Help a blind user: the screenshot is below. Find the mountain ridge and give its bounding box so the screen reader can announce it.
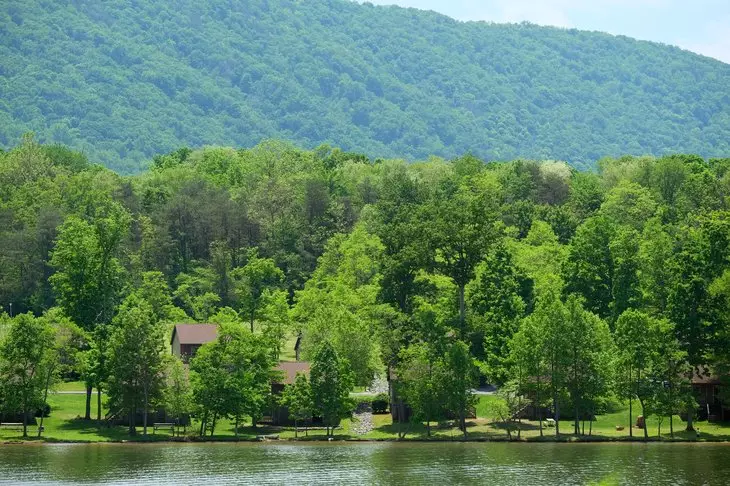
[1,0,729,172]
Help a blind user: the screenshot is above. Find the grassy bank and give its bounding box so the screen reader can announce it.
[3,392,730,444]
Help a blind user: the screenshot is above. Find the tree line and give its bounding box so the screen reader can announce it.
[2,134,730,438]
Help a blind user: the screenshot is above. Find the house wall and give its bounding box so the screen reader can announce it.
[172,333,181,357]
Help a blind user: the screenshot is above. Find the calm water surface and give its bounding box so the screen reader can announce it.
[1,442,729,485]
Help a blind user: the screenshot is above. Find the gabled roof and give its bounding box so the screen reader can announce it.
[692,367,723,385]
[274,361,310,385]
[171,324,218,346]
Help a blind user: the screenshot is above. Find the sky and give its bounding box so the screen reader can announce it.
[362,0,730,64]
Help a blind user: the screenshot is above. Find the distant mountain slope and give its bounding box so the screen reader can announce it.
[1,0,729,172]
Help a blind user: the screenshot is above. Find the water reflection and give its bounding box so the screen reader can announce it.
[1,442,730,485]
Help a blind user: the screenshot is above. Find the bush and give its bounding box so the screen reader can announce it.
[35,402,51,418]
[372,393,389,414]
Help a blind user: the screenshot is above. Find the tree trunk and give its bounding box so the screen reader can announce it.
[143,390,149,436]
[686,402,695,432]
[97,387,102,421]
[573,347,579,436]
[458,285,466,339]
[537,377,543,438]
[235,416,239,438]
[628,365,633,438]
[210,413,217,436]
[685,370,695,432]
[128,407,136,435]
[85,385,92,420]
[22,399,28,438]
[638,398,648,441]
[553,385,560,436]
[38,366,54,438]
[589,407,593,436]
[461,408,467,439]
[669,380,674,439]
[294,419,298,438]
[199,411,208,437]
[250,308,255,333]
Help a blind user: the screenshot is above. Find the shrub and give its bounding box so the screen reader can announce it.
[372,393,389,414]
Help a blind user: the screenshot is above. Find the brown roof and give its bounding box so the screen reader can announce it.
[692,368,723,386]
[274,361,310,385]
[171,324,218,345]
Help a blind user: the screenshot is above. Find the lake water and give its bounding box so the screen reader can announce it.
[0,442,729,485]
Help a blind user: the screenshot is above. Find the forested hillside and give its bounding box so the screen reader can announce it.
[1,0,730,172]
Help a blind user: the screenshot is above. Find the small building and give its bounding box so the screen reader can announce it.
[691,368,729,422]
[270,361,311,425]
[169,323,310,425]
[170,324,218,363]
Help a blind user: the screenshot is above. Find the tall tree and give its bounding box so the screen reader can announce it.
[466,244,528,384]
[280,373,314,438]
[0,313,56,437]
[438,340,477,438]
[562,216,615,319]
[107,294,166,436]
[164,356,193,436]
[430,174,500,337]
[232,248,284,332]
[396,342,443,437]
[50,205,129,419]
[310,341,353,437]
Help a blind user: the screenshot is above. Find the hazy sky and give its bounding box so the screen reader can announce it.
[362,0,730,64]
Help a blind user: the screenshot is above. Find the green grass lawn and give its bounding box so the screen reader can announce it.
[54,381,87,392]
[4,391,730,443]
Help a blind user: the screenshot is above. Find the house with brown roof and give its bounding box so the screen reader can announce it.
[169,323,311,425]
[170,324,218,363]
[270,361,311,425]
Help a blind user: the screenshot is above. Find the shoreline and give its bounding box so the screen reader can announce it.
[4,435,729,446]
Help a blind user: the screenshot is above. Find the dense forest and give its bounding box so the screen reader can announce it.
[3,135,730,437]
[2,0,730,172]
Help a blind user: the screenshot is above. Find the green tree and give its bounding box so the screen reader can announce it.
[164,356,193,436]
[396,342,443,437]
[50,206,129,419]
[190,322,276,436]
[0,313,56,437]
[562,216,615,319]
[232,248,285,332]
[528,288,570,436]
[564,295,614,436]
[466,244,528,384]
[430,175,500,336]
[510,309,549,437]
[107,294,166,436]
[280,373,314,438]
[610,228,642,324]
[613,309,673,440]
[310,341,353,437]
[439,340,477,438]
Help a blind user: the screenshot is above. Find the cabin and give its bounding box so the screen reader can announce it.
[169,323,310,425]
[170,324,218,363]
[270,361,311,425]
[691,368,729,422]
